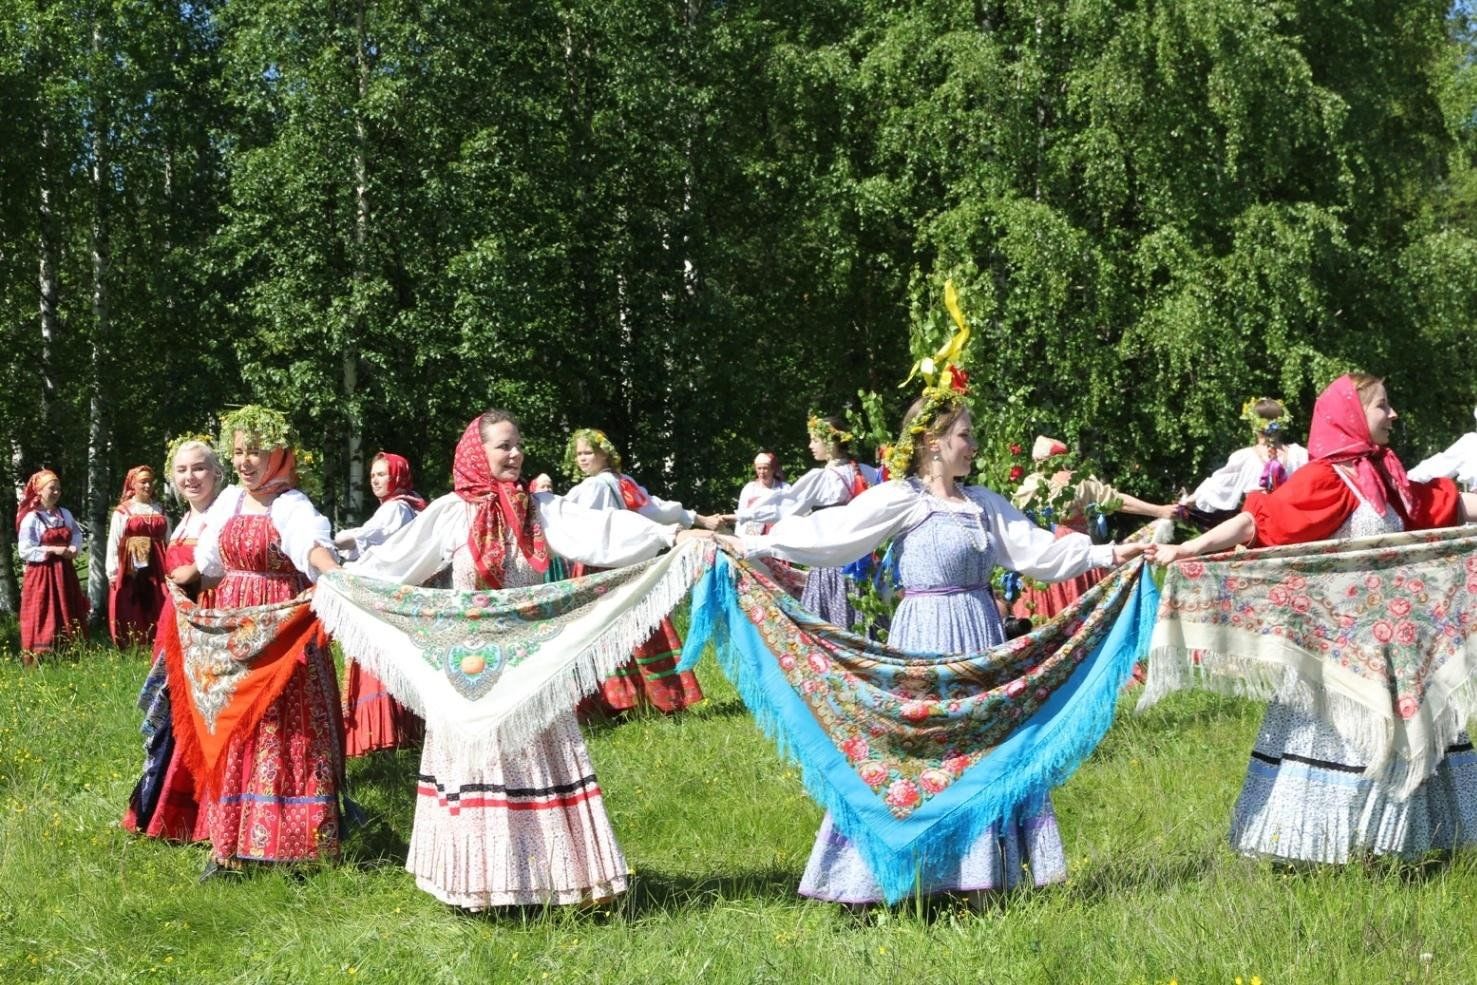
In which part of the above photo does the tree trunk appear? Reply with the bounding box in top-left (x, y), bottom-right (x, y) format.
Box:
top-left (84, 14), bottom-right (113, 630)
top-left (344, 0), bottom-right (370, 518)
top-left (0, 443), bottom-right (21, 614)
top-left (36, 121), bottom-right (61, 470)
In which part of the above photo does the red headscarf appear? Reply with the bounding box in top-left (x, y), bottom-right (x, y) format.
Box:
top-left (16, 469), bottom-right (59, 532)
top-left (1307, 374), bottom-right (1413, 517)
top-left (452, 418), bottom-right (549, 588)
top-left (373, 452), bottom-right (427, 512)
top-left (115, 466), bottom-right (156, 512)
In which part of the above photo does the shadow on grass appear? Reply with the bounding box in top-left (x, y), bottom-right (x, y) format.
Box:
top-left (1065, 849), bottom-right (1224, 903)
top-left (578, 696), bottom-right (755, 735)
top-left (433, 867), bottom-right (802, 925)
top-left (341, 749), bottom-right (419, 866)
top-left (621, 866), bottom-right (801, 915)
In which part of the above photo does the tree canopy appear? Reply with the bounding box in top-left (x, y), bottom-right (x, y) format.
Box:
top-left (4, 0), bottom-right (1477, 612)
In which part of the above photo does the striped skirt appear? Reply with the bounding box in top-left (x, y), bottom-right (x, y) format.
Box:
top-left (408, 712), bottom-right (628, 909)
top-left (1231, 699), bottom-right (1477, 862)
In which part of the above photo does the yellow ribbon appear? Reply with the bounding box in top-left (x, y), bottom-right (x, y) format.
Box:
top-left (901, 280), bottom-right (972, 388)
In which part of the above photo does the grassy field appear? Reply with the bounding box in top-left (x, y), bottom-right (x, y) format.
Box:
top-left (2, 625), bottom-right (1475, 984)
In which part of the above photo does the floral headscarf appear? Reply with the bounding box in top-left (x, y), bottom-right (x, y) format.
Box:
top-left (16, 469), bottom-right (59, 532)
top-left (115, 466), bottom-right (157, 512)
top-left (452, 418), bottom-right (549, 588)
top-left (1307, 375), bottom-right (1413, 518)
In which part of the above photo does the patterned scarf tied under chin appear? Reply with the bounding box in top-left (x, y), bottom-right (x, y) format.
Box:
top-left (451, 419), bottom-right (549, 588)
top-left (677, 545), bottom-right (1160, 904)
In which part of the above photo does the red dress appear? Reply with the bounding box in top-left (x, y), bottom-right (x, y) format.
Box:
top-left (200, 513), bottom-right (344, 863)
top-left (574, 557), bottom-right (705, 716)
top-left (1010, 521), bottom-right (1105, 623)
top-left (109, 509), bottom-right (169, 646)
top-left (342, 660), bottom-right (424, 756)
top-left (19, 512), bottom-right (89, 656)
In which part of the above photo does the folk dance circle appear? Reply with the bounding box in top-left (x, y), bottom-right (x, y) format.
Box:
top-left (17, 287), bottom-right (1477, 910)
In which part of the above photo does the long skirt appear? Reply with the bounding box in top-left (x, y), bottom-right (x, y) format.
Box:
top-left (1230, 699), bottom-right (1477, 862)
top-left (343, 662), bottom-right (424, 757)
top-left (799, 586), bottom-right (1069, 902)
top-left (20, 557), bottom-right (88, 655)
top-left (408, 713), bottom-right (628, 909)
top-left (122, 656), bottom-right (203, 840)
top-left (202, 635), bottom-right (345, 863)
top-left (584, 617), bottom-right (705, 715)
top-left (800, 566), bottom-right (861, 634)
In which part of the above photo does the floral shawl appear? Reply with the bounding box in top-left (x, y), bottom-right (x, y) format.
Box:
top-left (1141, 525), bottom-right (1477, 799)
top-left (678, 549), bottom-right (1159, 904)
top-left (162, 583), bottom-right (324, 796)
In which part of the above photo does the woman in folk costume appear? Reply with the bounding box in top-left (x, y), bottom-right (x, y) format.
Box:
top-left (123, 436), bottom-right (222, 840)
top-left (728, 303), bottom-right (1146, 904)
top-left (16, 469), bottom-right (88, 663)
top-left (563, 427), bottom-right (719, 715)
top-left (334, 452), bottom-right (427, 561)
top-left (190, 406), bottom-right (345, 873)
top-left (735, 414), bottom-right (875, 631)
top-left (106, 465), bottom-right (171, 646)
top-left (1009, 435), bottom-right (1177, 623)
top-left (1180, 397), bottom-right (1309, 530)
top-left (336, 451), bottom-right (427, 756)
top-left (347, 410), bottom-right (710, 910)
top-left (736, 450), bottom-right (789, 536)
top-left (1148, 374), bottom-right (1477, 862)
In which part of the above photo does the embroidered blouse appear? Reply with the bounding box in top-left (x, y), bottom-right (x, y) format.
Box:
top-left (104, 501), bottom-right (172, 581)
top-left (347, 491), bottom-right (679, 588)
top-left (741, 479), bottom-right (1116, 581)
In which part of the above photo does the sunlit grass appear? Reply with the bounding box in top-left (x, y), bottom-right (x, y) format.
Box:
top-left (1, 627), bottom-right (1474, 983)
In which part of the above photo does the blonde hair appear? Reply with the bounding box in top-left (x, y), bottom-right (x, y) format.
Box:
top-left (167, 439), bottom-right (226, 503)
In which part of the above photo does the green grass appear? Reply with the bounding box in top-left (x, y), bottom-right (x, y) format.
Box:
top-left (2, 631), bottom-right (1475, 984)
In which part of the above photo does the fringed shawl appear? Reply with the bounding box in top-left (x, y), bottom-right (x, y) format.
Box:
top-left (163, 583), bottom-right (323, 797)
top-left (311, 541), bottom-right (712, 757)
top-left (1140, 525), bottom-right (1477, 799)
top-left (678, 550), bottom-right (1159, 904)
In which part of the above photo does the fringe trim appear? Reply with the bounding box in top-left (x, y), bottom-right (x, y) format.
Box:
top-left (1137, 644), bottom-right (1477, 800)
top-left (314, 542), bottom-right (713, 758)
top-left (686, 553), bottom-right (1154, 904)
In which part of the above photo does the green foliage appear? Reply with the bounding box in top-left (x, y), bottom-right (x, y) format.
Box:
top-left (5, 639), bottom-right (1477, 981)
top-left (3, 0), bottom-right (1477, 528)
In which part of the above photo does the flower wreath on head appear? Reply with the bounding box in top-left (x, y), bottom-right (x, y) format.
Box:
top-left (162, 431), bottom-right (219, 489)
top-left (884, 281), bottom-right (972, 478)
top-left (563, 428), bottom-right (624, 483)
top-left (807, 414), bottom-right (856, 449)
top-left (1240, 396), bottom-right (1292, 444)
top-left (218, 405), bottom-right (296, 454)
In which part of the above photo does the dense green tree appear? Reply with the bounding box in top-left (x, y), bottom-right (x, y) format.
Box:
top-left (4, 0), bottom-right (1477, 609)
